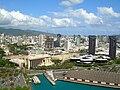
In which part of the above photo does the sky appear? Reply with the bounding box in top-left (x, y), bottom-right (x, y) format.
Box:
top-left (0, 0), bottom-right (120, 35)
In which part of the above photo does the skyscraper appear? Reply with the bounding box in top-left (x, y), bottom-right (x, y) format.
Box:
top-left (88, 35), bottom-right (96, 55)
top-left (76, 35), bottom-right (81, 46)
top-left (67, 39), bottom-right (72, 50)
top-left (57, 34), bottom-right (61, 46)
top-left (38, 34), bottom-right (44, 47)
top-left (109, 36), bottom-right (116, 59)
top-left (73, 35), bottom-right (76, 41)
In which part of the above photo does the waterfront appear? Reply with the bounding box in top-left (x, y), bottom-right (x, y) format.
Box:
top-left (31, 75), bottom-right (118, 90)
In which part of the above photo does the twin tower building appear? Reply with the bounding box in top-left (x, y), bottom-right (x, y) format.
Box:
top-left (89, 36), bottom-right (116, 59)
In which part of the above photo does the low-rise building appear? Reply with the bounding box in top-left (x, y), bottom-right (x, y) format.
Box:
top-left (26, 54), bottom-right (54, 69)
top-left (4, 54), bottom-right (54, 69)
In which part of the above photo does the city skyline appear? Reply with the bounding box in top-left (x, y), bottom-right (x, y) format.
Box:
top-left (0, 0), bottom-right (120, 35)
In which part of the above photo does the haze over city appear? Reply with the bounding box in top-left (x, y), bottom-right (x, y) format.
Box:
top-left (0, 0), bottom-right (120, 35)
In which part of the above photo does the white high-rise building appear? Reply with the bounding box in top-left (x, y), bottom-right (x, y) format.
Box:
top-left (67, 39), bottom-right (72, 50)
top-left (38, 34), bottom-right (44, 47)
top-left (96, 37), bottom-right (98, 48)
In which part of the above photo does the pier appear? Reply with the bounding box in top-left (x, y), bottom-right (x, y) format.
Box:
top-left (63, 70), bottom-right (120, 89)
top-left (44, 71), bottom-right (56, 85)
top-left (27, 73), bottom-right (43, 76)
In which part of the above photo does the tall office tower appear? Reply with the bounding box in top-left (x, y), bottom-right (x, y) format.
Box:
top-left (96, 37), bottom-right (98, 48)
top-left (73, 35), bottom-right (76, 41)
top-left (76, 35), bottom-right (81, 46)
top-left (67, 39), bottom-right (72, 50)
top-left (57, 34), bottom-right (61, 46)
top-left (38, 34), bottom-right (44, 47)
top-left (109, 36), bottom-right (116, 59)
top-left (88, 35), bottom-right (96, 55)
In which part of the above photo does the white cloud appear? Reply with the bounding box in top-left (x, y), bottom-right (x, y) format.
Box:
top-left (52, 8), bottom-right (103, 24)
top-left (0, 9), bottom-right (46, 28)
top-left (0, 9), bottom-right (80, 29)
top-left (60, 0), bottom-right (83, 6)
top-left (0, 9), bottom-right (12, 25)
top-left (97, 7), bottom-right (120, 29)
top-left (52, 18), bottom-right (80, 27)
top-left (97, 7), bottom-right (120, 17)
top-left (40, 15), bottom-right (80, 27)
top-left (39, 15), bottom-right (52, 22)
top-left (0, 7), bottom-right (120, 35)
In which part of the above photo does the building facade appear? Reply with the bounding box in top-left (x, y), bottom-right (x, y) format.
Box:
top-left (45, 36), bottom-right (54, 50)
top-left (88, 35), bottom-right (96, 55)
top-left (109, 36), bottom-right (116, 59)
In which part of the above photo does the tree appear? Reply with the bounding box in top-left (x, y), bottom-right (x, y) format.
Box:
top-left (0, 48), bottom-right (5, 58)
top-left (0, 58), bottom-right (9, 67)
top-left (1, 80), bottom-right (5, 84)
top-left (10, 82), bottom-right (14, 87)
top-left (8, 44), bottom-right (28, 55)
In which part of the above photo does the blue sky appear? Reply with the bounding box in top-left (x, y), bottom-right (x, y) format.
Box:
top-left (0, 0), bottom-right (120, 35)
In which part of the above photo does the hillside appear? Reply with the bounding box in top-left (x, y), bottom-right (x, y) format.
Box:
top-left (0, 27), bottom-right (53, 36)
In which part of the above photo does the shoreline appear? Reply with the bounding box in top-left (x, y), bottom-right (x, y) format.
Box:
top-left (29, 73), bottom-right (120, 89)
top-left (58, 78), bottom-right (120, 89)
top-left (28, 71), bottom-right (120, 89)
top-left (27, 73), bottom-right (43, 76)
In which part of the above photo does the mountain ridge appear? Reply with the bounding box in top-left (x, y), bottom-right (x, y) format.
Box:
top-left (0, 27), bottom-right (54, 36)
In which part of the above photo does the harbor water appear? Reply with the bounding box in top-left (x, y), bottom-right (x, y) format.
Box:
top-left (31, 75), bottom-right (118, 90)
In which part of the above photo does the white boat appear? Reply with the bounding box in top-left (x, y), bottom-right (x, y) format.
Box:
top-left (32, 76), bottom-right (41, 84)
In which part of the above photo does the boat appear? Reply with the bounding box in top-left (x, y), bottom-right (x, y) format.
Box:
top-left (32, 75), bottom-right (41, 84)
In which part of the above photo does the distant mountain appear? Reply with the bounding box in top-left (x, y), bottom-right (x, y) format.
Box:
top-left (0, 27), bottom-right (54, 36)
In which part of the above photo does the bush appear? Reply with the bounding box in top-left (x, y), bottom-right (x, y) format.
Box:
top-left (94, 63), bottom-right (108, 67)
top-left (114, 59), bottom-right (120, 64)
top-left (16, 86), bottom-right (30, 90)
top-left (2, 88), bottom-right (8, 90)
top-left (10, 88), bottom-right (14, 90)
top-left (52, 60), bottom-right (61, 64)
top-left (1, 80), bottom-right (5, 84)
top-left (77, 63), bottom-right (92, 67)
top-left (16, 86), bottom-right (22, 90)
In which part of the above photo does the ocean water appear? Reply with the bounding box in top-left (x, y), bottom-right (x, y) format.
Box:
top-left (31, 75), bottom-right (118, 90)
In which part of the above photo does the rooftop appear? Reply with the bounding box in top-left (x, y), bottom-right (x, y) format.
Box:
top-left (65, 70), bottom-right (120, 84)
top-left (28, 54), bottom-right (50, 60)
top-left (9, 58), bottom-right (25, 65)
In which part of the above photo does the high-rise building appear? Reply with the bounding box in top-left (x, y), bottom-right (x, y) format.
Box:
top-left (67, 39), bottom-right (72, 50)
top-left (45, 36), bottom-right (54, 50)
top-left (73, 35), bottom-right (76, 41)
top-left (88, 35), bottom-right (96, 55)
top-left (38, 34), bottom-right (44, 47)
top-left (57, 34), bottom-right (61, 46)
top-left (96, 37), bottom-right (98, 48)
top-left (54, 34), bottom-right (61, 47)
top-left (76, 35), bottom-right (81, 46)
top-left (109, 36), bottom-right (116, 59)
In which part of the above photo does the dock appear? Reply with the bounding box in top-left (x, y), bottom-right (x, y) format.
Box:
top-left (27, 73), bottom-right (43, 76)
top-left (44, 71), bottom-right (56, 85)
top-left (64, 70), bottom-right (120, 89)
top-left (32, 75), bottom-right (41, 84)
